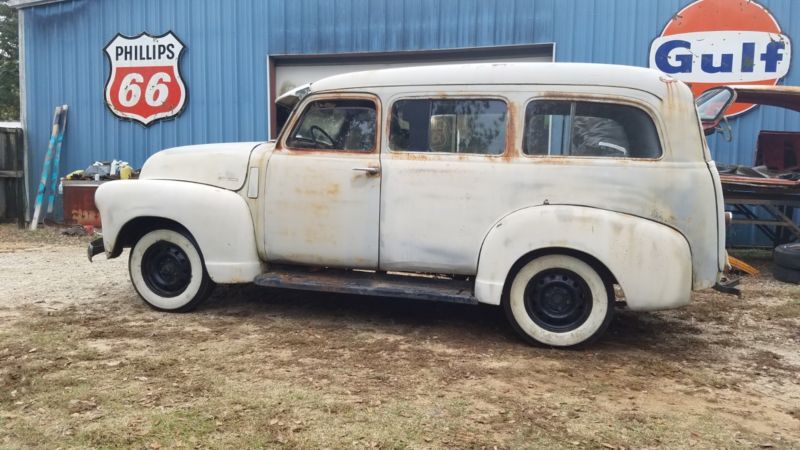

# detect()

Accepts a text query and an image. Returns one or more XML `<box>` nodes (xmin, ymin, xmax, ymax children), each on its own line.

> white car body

<box><xmin>94</xmin><ymin>63</ymin><xmax>726</xmax><ymax>346</ymax></box>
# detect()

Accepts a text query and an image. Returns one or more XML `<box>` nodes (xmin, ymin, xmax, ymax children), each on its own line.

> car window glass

<box><xmin>390</xmin><ymin>99</ymin><xmax>507</xmax><ymax>155</ymax></box>
<box><xmin>695</xmin><ymin>87</ymin><xmax>734</xmax><ymax>122</ymax></box>
<box><xmin>287</xmin><ymin>99</ymin><xmax>376</xmax><ymax>151</ymax></box>
<box><xmin>523</xmin><ymin>100</ymin><xmax>662</xmax><ymax>158</ymax></box>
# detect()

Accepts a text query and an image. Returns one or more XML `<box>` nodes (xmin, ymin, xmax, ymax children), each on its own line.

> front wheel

<box><xmin>129</xmin><ymin>229</ymin><xmax>215</xmax><ymax>312</ymax></box>
<box><xmin>504</xmin><ymin>254</ymin><xmax>613</xmax><ymax>347</ymax></box>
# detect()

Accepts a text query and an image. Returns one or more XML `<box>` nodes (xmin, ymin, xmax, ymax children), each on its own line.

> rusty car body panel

<box><xmin>95</xmin><ymin>62</ymin><xmax>725</xmax><ymax>315</ymax></box>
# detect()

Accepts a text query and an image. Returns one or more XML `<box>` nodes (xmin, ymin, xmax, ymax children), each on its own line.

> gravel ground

<box><xmin>1</xmin><ymin>224</ymin><xmax>799</xmax><ymax>449</ymax></box>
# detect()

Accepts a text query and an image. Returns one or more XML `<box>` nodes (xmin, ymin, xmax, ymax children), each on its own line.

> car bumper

<box><xmin>87</xmin><ymin>237</ymin><xmax>105</xmax><ymax>262</ymax></box>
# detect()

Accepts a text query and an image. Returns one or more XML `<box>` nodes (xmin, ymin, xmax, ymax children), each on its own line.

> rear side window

<box><xmin>287</xmin><ymin>99</ymin><xmax>376</xmax><ymax>151</ymax></box>
<box><xmin>390</xmin><ymin>99</ymin><xmax>507</xmax><ymax>155</ymax></box>
<box><xmin>523</xmin><ymin>100</ymin><xmax>662</xmax><ymax>158</ymax></box>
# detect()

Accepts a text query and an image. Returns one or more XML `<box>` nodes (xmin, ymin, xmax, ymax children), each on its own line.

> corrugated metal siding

<box><xmin>21</xmin><ymin>0</ymin><xmax>800</xmax><ymax>241</ymax></box>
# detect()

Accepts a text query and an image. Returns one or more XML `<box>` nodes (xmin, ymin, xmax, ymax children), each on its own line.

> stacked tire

<box><xmin>772</xmin><ymin>243</ymin><xmax>800</xmax><ymax>284</ymax></box>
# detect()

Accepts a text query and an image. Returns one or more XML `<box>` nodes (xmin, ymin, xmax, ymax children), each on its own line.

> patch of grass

<box><xmin>766</xmin><ymin>299</ymin><xmax>800</xmax><ymax>319</ymax></box>
<box><xmin>686</xmin><ymin>370</ymin><xmax>743</xmax><ymax>389</ymax></box>
<box><xmin>150</xmin><ymin>409</ymin><xmax>217</xmax><ymax>439</ymax></box>
<box><xmin>2</xmin><ymin>251</ymin><xmax>800</xmax><ymax>449</ymax></box>
<box><xmin>747</xmin><ymin>350</ymin><xmax>797</xmax><ymax>372</ymax></box>
<box><xmin>0</xmin><ymin>222</ymin><xmax>92</xmax><ymax>248</ymax></box>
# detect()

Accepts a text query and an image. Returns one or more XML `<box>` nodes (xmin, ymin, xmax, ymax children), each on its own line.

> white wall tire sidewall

<box><xmin>509</xmin><ymin>255</ymin><xmax>608</xmax><ymax>347</ymax></box>
<box><xmin>130</xmin><ymin>229</ymin><xmax>204</xmax><ymax>311</ymax></box>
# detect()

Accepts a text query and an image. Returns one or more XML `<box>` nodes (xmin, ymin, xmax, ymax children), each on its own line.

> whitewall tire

<box><xmin>129</xmin><ymin>228</ymin><xmax>214</xmax><ymax>312</ymax></box>
<box><xmin>504</xmin><ymin>254</ymin><xmax>613</xmax><ymax>347</ymax></box>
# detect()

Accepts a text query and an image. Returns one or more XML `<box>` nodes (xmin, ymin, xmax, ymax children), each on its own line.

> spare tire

<box><xmin>774</xmin><ymin>243</ymin><xmax>800</xmax><ymax>270</ymax></box>
<box><xmin>772</xmin><ymin>264</ymin><xmax>800</xmax><ymax>285</ymax></box>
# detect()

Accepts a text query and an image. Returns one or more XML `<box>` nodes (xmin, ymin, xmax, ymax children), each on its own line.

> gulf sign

<box><xmin>649</xmin><ymin>0</ymin><xmax>791</xmax><ymax>117</ymax></box>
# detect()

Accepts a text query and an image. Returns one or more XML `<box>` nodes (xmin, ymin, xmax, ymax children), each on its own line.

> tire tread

<box><xmin>774</xmin><ymin>243</ymin><xmax>800</xmax><ymax>271</ymax></box>
<box><xmin>772</xmin><ymin>264</ymin><xmax>800</xmax><ymax>285</ymax></box>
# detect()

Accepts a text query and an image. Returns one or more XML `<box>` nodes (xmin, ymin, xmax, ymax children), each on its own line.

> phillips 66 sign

<box><xmin>104</xmin><ymin>31</ymin><xmax>187</xmax><ymax>126</ymax></box>
<box><xmin>649</xmin><ymin>0</ymin><xmax>791</xmax><ymax>117</ymax></box>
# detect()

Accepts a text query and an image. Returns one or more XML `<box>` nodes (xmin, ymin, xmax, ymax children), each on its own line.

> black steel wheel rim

<box><xmin>523</xmin><ymin>268</ymin><xmax>593</xmax><ymax>332</ymax></box>
<box><xmin>141</xmin><ymin>241</ymin><xmax>192</xmax><ymax>298</ymax></box>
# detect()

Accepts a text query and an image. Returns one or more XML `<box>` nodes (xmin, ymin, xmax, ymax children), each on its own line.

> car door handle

<box><xmin>352</xmin><ymin>166</ymin><xmax>380</xmax><ymax>175</ymax></box>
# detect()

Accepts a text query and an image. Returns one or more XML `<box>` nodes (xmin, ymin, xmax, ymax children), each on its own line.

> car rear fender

<box><xmin>475</xmin><ymin>205</ymin><xmax>693</xmax><ymax>311</ymax></box>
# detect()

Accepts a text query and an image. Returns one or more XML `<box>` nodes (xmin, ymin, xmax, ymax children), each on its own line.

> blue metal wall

<box><xmin>21</xmin><ymin>0</ymin><xmax>800</xmax><ymax>238</ymax></box>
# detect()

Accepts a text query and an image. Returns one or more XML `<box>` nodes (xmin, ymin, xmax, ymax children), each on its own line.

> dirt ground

<box><xmin>0</xmin><ymin>224</ymin><xmax>798</xmax><ymax>449</ymax></box>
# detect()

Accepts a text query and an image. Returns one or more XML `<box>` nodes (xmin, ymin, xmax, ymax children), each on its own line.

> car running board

<box><xmin>253</xmin><ymin>267</ymin><xmax>479</xmax><ymax>305</ymax></box>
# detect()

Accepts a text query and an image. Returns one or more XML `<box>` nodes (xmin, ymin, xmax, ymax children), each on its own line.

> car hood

<box><xmin>140</xmin><ymin>142</ymin><xmax>264</xmax><ymax>190</ymax></box>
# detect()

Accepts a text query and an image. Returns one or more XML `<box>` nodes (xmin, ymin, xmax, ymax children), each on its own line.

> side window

<box><xmin>390</xmin><ymin>99</ymin><xmax>507</xmax><ymax>155</ymax></box>
<box><xmin>523</xmin><ymin>100</ymin><xmax>662</xmax><ymax>158</ymax></box>
<box><xmin>286</xmin><ymin>99</ymin><xmax>376</xmax><ymax>151</ymax></box>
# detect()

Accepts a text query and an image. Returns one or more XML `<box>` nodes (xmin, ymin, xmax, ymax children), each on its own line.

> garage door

<box><xmin>269</xmin><ymin>43</ymin><xmax>553</xmax><ymax>136</ymax></box>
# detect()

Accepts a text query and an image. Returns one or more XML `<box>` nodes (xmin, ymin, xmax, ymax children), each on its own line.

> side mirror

<box><xmin>696</xmin><ymin>87</ymin><xmax>736</xmax><ymax>134</ymax></box>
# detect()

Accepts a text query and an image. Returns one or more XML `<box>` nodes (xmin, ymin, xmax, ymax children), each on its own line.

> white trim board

<box><xmin>8</xmin><ymin>0</ymin><xmax>66</xmax><ymax>9</ymax></box>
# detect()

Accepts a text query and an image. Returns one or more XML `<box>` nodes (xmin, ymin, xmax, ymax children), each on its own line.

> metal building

<box><xmin>10</xmin><ymin>0</ymin><xmax>800</xmax><ymax>243</ymax></box>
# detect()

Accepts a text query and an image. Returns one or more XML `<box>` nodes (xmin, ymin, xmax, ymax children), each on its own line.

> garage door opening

<box><xmin>268</xmin><ymin>43</ymin><xmax>554</xmax><ymax>137</ymax></box>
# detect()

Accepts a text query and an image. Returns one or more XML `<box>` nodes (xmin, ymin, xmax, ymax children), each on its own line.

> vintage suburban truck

<box><xmin>90</xmin><ymin>63</ymin><xmax>730</xmax><ymax>347</ymax></box>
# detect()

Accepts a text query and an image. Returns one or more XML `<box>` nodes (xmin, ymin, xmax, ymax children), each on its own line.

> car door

<box><xmin>264</xmin><ymin>93</ymin><xmax>381</xmax><ymax>268</ymax></box>
<box><xmin>379</xmin><ymin>94</ymin><xmax>512</xmax><ymax>275</ymax></box>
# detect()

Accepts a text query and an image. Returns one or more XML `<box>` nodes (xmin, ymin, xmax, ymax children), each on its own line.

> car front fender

<box><xmin>474</xmin><ymin>205</ymin><xmax>693</xmax><ymax>311</ymax></box>
<box><xmin>95</xmin><ymin>179</ymin><xmax>264</xmax><ymax>284</ymax></box>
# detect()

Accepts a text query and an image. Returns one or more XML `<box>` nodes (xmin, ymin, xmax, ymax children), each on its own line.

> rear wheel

<box><xmin>129</xmin><ymin>229</ymin><xmax>214</xmax><ymax>312</ymax></box>
<box><xmin>504</xmin><ymin>254</ymin><xmax>613</xmax><ymax>347</ymax></box>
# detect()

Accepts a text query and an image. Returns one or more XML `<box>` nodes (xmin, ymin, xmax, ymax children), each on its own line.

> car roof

<box><xmin>309</xmin><ymin>62</ymin><xmax>673</xmax><ymax>98</ymax></box>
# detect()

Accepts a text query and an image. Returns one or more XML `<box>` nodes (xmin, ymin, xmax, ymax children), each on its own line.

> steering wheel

<box><xmin>597</xmin><ymin>141</ymin><xmax>628</xmax><ymax>157</ymax></box>
<box><xmin>310</xmin><ymin>125</ymin><xmax>334</xmax><ymax>148</ymax></box>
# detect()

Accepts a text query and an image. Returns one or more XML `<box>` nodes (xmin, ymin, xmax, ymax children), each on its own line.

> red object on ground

<box><xmin>62</xmin><ymin>180</ymin><xmax>104</xmax><ymax>227</ymax></box>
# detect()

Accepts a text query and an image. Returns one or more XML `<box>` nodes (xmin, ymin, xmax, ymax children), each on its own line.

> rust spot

<box><xmin>71</xmin><ymin>209</ymin><xmax>101</xmax><ymax>226</ymax></box>
<box><xmin>326</xmin><ymin>184</ymin><xmax>341</xmax><ymax>196</ymax></box>
<box><xmin>281</xmin><ymin>148</ymin><xmax>374</xmax><ymax>156</ymax></box>
<box><xmin>385</xmin><ymin>107</ymin><xmax>393</xmax><ymax>143</ymax></box>
<box><xmin>294</xmin><ymin>183</ymin><xmax>341</xmax><ymax>197</ymax></box>
<box><xmin>503</xmin><ymin>101</ymin><xmax>518</xmax><ymax>161</ymax></box>
<box><xmin>391</xmin><ymin>152</ymin><xmax>430</xmax><ymax>161</ymax></box>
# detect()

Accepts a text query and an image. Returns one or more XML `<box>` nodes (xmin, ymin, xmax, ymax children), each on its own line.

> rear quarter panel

<box><xmin>377</xmin><ymin>85</ymin><xmax>720</xmax><ymax>292</ymax></box>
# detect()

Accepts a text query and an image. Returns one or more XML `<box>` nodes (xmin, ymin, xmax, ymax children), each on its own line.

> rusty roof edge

<box><xmin>8</xmin><ymin>0</ymin><xmax>67</xmax><ymax>9</ymax></box>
